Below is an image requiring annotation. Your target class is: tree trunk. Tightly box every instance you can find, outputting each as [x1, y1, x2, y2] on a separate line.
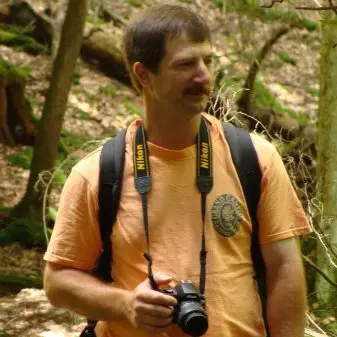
[315, 4, 337, 312]
[0, 75, 37, 146]
[236, 26, 292, 129]
[11, 0, 88, 226]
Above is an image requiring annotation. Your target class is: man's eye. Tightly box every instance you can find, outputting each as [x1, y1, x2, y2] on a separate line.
[204, 58, 213, 66]
[177, 60, 194, 67]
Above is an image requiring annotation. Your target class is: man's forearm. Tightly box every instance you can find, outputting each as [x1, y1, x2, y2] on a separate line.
[266, 261, 307, 337]
[44, 264, 131, 322]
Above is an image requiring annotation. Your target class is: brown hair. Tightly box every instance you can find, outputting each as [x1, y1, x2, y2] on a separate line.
[123, 4, 211, 93]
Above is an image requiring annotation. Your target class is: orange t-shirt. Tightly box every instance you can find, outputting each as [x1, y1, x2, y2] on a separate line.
[44, 114, 311, 337]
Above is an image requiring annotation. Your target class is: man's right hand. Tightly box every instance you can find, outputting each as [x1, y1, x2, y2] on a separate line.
[125, 272, 178, 333]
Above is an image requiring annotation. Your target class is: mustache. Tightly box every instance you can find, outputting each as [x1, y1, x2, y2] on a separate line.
[184, 86, 211, 96]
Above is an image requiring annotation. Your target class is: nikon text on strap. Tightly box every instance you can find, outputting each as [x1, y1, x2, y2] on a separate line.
[133, 117, 213, 294]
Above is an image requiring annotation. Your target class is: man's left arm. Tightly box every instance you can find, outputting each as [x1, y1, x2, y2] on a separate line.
[262, 237, 307, 337]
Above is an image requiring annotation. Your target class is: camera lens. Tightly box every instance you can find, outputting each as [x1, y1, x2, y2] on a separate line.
[177, 302, 208, 336]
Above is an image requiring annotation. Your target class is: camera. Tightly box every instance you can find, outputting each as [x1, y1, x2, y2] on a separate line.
[159, 280, 208, 337]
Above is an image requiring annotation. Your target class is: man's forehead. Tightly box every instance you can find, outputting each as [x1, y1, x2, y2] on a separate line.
[165, 34, 213, 59]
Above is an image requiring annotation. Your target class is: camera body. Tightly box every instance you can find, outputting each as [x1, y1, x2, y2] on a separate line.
[159, 280, 208, 337]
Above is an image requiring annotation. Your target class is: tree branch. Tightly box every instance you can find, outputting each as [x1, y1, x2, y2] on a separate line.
[329, 0, 337, 16]
[261, 0, 337, 13]
[236, 26, 292, 121]
[303, 255, 337, 288]
[261, 0, 284, 8]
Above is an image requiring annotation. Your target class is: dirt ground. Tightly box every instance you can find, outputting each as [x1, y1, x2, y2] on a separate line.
[0, 288, 86, 337]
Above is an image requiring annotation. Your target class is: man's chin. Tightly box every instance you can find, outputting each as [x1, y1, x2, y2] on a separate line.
[184, 95, 208, 111]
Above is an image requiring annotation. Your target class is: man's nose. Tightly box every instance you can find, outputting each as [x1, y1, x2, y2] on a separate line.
[193, 60, 211, 85]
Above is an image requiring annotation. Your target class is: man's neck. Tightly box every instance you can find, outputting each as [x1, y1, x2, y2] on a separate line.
[143, 111, 202, 150]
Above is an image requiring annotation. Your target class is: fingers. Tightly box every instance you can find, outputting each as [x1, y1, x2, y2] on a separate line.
[127, 273, 178, 332]
[130, 300, 175, 332]
[152, 272, 172, 286]
[136, 287, 177, 307]
[135, 302, 174, 318]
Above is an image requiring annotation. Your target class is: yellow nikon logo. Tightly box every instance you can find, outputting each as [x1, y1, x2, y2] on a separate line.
[200, 142, 209, 169]
[136, 144, 145, 170]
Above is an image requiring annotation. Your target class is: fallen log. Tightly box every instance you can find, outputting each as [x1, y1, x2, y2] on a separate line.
[6, 0, 53, 48]
[81, 28, 131, 87]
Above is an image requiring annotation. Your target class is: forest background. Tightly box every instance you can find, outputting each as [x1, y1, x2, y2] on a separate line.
[0, 0, 336, 336]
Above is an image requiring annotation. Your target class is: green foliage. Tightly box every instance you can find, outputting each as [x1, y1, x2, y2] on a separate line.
[71, 72, 81, 85]
[0, 28, 45, 55]
[124, 99, 142, 116]
[278, 52, 297, 66]
[211, 0, 226, 10]
[125, 0, 141, 7]
[178, 0, 193, 3]
[300, 33, 319, 47]
[74, 108, 91, 120]
[87, 16, 106, 25]
[48, 207, 58, 222]
[302, 19, 318, 32]
[269, 60, 283, 69]
[6, 147, 33, 170]
[0, 216, 46, 247]
[211, 0, 318, 31]
[0, 58, 31, 80]
[257, 8, 318, 31]
[58, 130, 87, 157]
[219, 2, 318, 31]
[99, 84, 118, 97]
[253, 81, 309, 126]
[305, 86, 320, 97]
[25, 96, 43, 125]
[25, 95, 43, 109]
[219, 74, 244, 94]
[57, 130, 97, 174]
[0, 332, 10, 337]
[53, 170, 67, 185]
[311, 307, 337, 336]
[253, 80, 275, 106]
[0, 205, 11, 213]
[324, 320, 337, 335]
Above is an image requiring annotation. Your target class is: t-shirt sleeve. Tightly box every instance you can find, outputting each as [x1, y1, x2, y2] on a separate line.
[43, 169, 102, 270]
[255, 138, 312, 244]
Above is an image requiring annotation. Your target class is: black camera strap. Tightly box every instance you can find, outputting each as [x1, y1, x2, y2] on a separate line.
[133, 117, 213, 294]
[197, 117, 213, 294]
[133, 124, 157, 289]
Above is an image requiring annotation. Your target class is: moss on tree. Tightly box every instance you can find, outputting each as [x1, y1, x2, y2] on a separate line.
[0, 57, 31, 80]
[0, 27, 45, 55]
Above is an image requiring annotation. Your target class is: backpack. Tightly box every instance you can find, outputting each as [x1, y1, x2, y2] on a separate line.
[80, 121, 269, 337]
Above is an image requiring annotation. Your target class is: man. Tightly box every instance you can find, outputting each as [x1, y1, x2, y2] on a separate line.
[43, 4, 311, 337]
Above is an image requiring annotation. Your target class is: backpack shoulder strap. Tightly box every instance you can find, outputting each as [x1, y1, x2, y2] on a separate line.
[96, 129, 127, 281]
[222, 122, 261, 228]
[81, 129, 127, 337]
[222, 122, 269, 335]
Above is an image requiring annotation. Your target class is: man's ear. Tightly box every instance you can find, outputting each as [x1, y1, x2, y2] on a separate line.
[133, 62, 151, 88]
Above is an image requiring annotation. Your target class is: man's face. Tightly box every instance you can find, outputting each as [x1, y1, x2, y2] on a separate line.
[147, 33, 214, 117]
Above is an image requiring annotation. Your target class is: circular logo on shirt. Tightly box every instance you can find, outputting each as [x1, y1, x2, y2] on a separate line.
[211, 194, 242, 237]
